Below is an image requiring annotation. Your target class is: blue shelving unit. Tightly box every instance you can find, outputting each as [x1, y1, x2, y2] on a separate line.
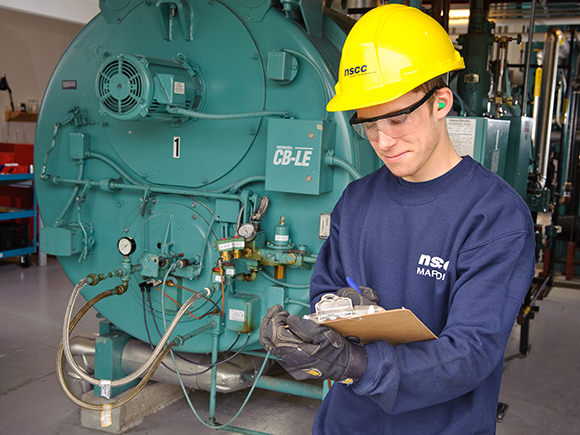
[0, 173, 37, 265]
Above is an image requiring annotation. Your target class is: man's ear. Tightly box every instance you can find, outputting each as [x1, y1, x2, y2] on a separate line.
[433, 87, 453, 119]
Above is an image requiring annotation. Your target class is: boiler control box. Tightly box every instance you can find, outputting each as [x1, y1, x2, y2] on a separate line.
[265, 119, 334, 195]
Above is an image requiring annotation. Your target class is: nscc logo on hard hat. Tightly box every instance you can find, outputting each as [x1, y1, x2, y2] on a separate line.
[344, 64, 367, 76]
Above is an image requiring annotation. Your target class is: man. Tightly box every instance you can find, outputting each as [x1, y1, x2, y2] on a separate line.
[260, 4, 535, 434]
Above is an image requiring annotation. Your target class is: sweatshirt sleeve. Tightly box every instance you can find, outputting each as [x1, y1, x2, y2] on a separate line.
[351, 229, 535, 414]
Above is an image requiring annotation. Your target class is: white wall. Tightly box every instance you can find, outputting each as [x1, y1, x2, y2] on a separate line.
[0, 8, 83, 143]
[0, 0, 98, 24]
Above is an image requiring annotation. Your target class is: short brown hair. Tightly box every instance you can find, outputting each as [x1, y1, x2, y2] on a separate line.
[412, 75, 447, 105]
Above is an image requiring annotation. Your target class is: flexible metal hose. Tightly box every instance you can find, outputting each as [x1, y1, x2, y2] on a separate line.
[62, 278, 203, 387]
[56, 288, 177, 410]
[166, 106, 290, 119]
[324, 154, 363, 180]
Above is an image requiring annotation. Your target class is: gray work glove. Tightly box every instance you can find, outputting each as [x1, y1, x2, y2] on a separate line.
[259, 305, 367, 384]
[336, 286, 380, 306]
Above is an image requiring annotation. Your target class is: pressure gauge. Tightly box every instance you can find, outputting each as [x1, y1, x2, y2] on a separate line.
[117, 237, 136, 256]
[237, 223, 257, 241]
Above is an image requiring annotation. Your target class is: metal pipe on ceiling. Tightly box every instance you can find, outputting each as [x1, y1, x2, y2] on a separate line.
[491, 17, 580, 26]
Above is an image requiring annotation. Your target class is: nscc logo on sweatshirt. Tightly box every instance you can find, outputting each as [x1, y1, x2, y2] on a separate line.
[416, 254, 449, 281]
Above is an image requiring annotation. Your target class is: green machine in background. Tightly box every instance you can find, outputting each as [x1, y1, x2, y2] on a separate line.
[504, 116, 534, 200]
[446, 116, 511, 178]
[35, 0, 379, 429]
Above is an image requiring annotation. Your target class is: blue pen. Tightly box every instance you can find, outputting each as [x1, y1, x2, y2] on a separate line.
[346, 276, 363, 295]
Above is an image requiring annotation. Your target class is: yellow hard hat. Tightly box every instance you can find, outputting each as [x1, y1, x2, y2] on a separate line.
[327, 4, 465, 112]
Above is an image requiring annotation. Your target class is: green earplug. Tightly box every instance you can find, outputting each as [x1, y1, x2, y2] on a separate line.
[438, 102, 445, 109]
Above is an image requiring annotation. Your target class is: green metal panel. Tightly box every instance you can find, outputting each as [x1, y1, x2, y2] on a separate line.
[39, 226, 83, 256]
[265, 119, 334, 195]
[503, 116, 533, 198]
[226, 293, 262, 333]
[94, 322, 138, 397]
[215, 199, 241, 223]
[446, 116, 510, 175]
[69, 132, 89, 160]
[267, 51, 299, 83]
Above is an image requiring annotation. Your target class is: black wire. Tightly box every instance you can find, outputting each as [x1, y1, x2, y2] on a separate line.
[142, 290, 248, 376]
[147, 292, 210, 365]
[164, 284, 218, 322]
[173, 333, 251, 377]
[174, 328, 241, 366]
[142, 289, 202, 375]
[142, 290, 156, 348]
[210, 334, 250, 367]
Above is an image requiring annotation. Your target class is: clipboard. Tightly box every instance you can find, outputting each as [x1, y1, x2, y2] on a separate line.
[318, 308, 437, 345]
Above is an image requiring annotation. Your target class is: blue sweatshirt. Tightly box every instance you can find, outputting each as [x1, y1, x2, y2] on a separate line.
[310, 156, 535, 434]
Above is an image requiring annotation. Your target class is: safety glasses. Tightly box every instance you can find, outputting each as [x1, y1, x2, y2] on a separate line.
[350, 87, 442, 140]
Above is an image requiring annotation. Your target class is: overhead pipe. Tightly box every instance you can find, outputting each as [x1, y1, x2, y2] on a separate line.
[491, 17, 580, 27]
[448, 31, 571, 44]
[536, 28, 564, 189]
[345, 0, 381, 18]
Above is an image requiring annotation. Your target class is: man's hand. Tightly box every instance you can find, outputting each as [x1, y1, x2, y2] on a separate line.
[336, 286, 380, 306]
[259, 305, 367, 383]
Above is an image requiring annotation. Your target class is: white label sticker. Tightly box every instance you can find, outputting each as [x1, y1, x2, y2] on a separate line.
[229, 308, 245, 322]
[319, 213, 331, 239]
[275, 234, 289, 242]
[100, 380, 111, 399]
[232, 240, 245, 249]
[224, 267, 235, 276]
[213, 274, 223, 283]
[100, 404, 112, 428]
[173, 137, 180, 159]
[217, 241, 233, 251]
[446, 118, 476, 157]
[174, 81, 185, 95]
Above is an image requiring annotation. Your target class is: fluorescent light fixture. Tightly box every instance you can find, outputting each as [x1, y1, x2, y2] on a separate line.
[449, 9, 470, 19]
[449, 8, 469, 26]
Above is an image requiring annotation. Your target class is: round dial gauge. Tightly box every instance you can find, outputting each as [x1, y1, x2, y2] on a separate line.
[117, 237, 136, 256]
[237, 223, 257, 241]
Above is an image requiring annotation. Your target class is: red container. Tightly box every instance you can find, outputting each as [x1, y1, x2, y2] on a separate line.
[0, 143, 35, 242]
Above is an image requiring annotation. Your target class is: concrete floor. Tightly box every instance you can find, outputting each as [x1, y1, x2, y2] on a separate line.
[1, 257, 579, 434]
